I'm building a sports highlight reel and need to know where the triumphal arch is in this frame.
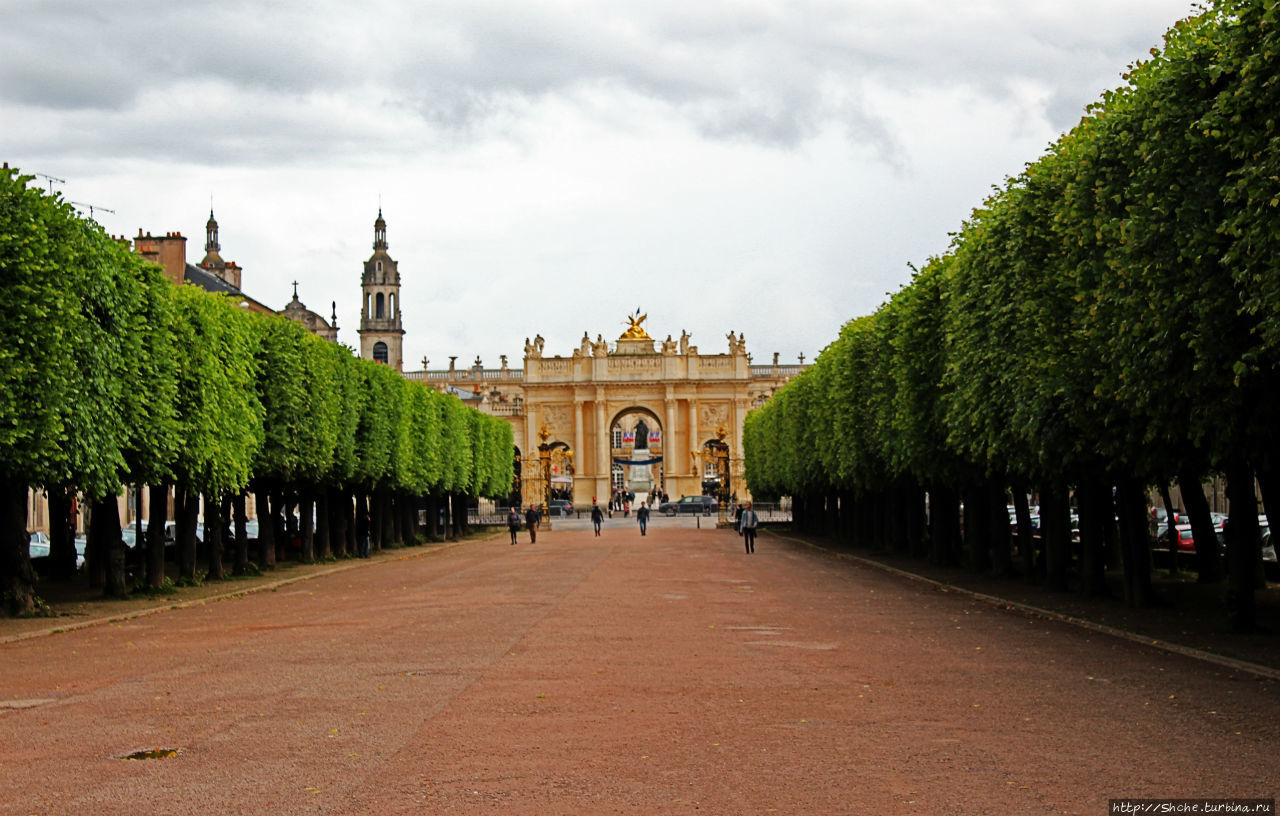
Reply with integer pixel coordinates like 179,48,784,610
406,315,805,509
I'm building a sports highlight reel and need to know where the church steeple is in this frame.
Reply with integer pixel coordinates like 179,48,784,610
205,209,220,255
359,209,404,372
373,208,387,251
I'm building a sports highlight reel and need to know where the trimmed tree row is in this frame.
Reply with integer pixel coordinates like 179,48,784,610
0,166,514,615
744,0,1280,631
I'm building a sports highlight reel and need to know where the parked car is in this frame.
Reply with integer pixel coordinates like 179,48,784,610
27,531,50,559
548,500,574,517
1157,523,1195,554
30,531,86,569
659,495,716,516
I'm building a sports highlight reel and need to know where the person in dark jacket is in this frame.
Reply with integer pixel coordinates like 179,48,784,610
591,503,604,537
506,508,520,545
525,505,540,544
636,503,650,536
738,502,759,554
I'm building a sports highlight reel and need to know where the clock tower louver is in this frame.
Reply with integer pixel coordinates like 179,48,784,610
358,209,404,371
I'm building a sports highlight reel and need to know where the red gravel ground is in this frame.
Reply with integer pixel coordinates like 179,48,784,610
2,521,1277,815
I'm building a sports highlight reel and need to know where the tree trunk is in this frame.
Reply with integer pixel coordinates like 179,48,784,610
94,495,129,599
928,484,961,566
988,484,1013,577
1076,479,1111,598
1257,468,1277,534
1224,463,1259,633
391,492,403,546
204,491,225,581
423,494,438,540
315,490,331,560
905,482,928,559
1041,483,1071,592
272,489,287,564
1012,483,1035,583
47,486,77,581
175,486,200,583
146,483,169,588
339,490,355,557
405,492,416,543
255,487,276,570
0,474,38,616
232,491,250,575
445,493,456,539
963,484,990,572
381,491,396,548
1157,482,1179,573
300,492,316,562
1115,476,1152,608
1177,469,1221,583
355,493,370,554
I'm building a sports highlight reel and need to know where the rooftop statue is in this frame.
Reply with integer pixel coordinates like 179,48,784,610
619,309,652,341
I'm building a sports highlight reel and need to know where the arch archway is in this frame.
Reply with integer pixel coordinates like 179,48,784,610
608,406,665,501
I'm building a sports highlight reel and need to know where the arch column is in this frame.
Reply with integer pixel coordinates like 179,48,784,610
573,400,585,473
595,389,608,481
733,398,748,452
526,408,537,458
688,399,700,475
664,397,677,471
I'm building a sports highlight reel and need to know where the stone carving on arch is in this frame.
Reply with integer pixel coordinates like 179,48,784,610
700,402,729,429
543,404,571,433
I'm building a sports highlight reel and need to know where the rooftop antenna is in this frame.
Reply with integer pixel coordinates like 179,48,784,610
69,201,116,221
35,173,65,193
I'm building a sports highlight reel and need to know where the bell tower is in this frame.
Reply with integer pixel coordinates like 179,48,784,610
358,209,404,371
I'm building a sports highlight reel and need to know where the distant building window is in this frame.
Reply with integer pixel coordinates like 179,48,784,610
376,260,383,274
374,342,389,364
376,292,385,319
612,428,623,449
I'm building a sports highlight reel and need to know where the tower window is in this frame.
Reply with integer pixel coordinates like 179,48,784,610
376,260,383,274
376,292,385,319
373,342,389,364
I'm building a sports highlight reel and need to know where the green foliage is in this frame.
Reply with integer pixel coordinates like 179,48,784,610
745,0,1280,500
170,287,264,496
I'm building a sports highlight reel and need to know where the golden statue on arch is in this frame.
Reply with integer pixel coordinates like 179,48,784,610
619,309,652,341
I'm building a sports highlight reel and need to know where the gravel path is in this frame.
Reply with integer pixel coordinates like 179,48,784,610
2,522,1277,814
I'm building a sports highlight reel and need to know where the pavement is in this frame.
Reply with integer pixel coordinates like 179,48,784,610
2,520,1277,814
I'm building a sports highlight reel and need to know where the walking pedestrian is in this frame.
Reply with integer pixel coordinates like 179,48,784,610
636,503,649,536
738,501,759,554
525,505,540,544
591,503,604,536
506,507,520,545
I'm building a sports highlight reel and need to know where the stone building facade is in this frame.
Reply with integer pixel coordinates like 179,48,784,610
405,316,803,507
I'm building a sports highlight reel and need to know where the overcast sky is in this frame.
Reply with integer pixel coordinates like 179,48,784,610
2,0,1196,370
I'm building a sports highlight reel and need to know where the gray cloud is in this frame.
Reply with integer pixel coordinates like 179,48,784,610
1,0,1195,165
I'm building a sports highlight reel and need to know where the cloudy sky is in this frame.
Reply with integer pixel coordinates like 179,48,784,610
2,0,1196,370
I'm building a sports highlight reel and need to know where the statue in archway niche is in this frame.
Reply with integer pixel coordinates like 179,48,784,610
635,420,649,450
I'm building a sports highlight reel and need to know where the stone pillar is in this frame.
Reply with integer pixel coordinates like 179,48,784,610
733,398,748,454
688,399,700,475
595,389,608,484
525,407,537,459
574,400,585,474
664,397,677,476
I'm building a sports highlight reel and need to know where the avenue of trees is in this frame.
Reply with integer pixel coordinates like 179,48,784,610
0,165,514,615
744,0,1280,631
